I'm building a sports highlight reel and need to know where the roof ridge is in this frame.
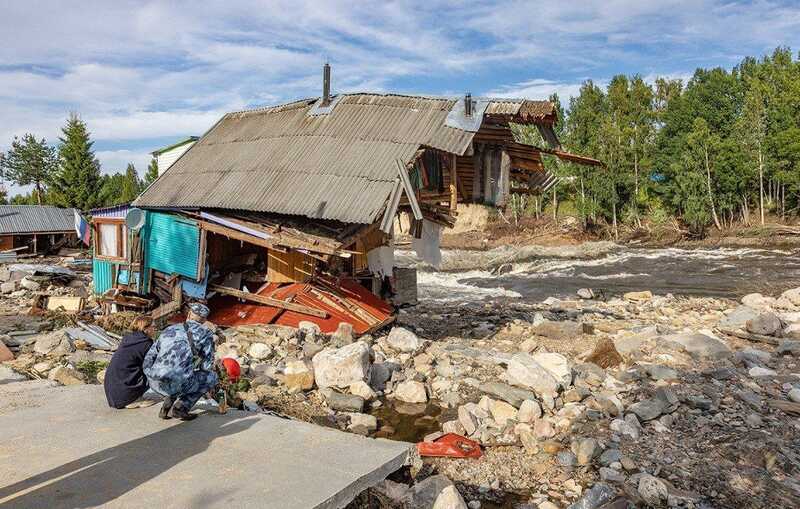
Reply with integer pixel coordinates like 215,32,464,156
223,92,553,117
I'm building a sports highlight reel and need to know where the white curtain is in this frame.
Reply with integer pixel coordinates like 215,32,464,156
99,223,118,256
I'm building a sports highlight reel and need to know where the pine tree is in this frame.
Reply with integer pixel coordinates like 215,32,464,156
120,163,142,203
51,114,102,210
143,157,158,186
0,134,58,204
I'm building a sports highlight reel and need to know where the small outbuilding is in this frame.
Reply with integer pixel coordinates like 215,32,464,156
0,205,79,254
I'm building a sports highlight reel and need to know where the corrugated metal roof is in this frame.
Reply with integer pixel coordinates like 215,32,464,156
134,93,555,224
89,204,130,219
0,206,77,234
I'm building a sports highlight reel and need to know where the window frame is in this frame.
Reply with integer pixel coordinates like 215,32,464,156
93,218,127,262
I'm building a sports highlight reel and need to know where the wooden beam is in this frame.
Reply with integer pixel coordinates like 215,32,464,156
208,284,328,318
395,159,423,220
196,217,343,257
450,153,458,211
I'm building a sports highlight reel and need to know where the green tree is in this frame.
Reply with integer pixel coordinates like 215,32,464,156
50,114,102,210
685,118,722,229
143,157,158,186
739,82,768,225
120,163,142,203
0,134,58,204
563,80,608,226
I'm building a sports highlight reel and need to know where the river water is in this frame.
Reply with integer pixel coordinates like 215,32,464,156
416,247,800,303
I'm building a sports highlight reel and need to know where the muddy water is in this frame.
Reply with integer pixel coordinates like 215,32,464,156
417,247,800,303
371,400,447,442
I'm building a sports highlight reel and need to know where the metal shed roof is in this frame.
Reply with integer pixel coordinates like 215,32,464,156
134,93,555,224
0,206,77,235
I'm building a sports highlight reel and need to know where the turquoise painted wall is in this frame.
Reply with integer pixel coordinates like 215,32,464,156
92,259,114,294
143,212,200,281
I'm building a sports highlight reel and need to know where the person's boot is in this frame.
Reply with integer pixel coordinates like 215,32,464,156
159,396,175,420
170,401,197,421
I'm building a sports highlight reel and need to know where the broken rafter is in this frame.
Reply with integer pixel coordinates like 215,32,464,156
209,284,328,318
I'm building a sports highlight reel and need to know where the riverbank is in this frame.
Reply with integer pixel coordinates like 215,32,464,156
435,209,800,252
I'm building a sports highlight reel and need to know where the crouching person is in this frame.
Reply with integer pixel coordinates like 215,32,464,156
143,303,217,421
104,315,155,409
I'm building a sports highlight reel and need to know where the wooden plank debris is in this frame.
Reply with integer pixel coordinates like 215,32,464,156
46,296,85,312
209,284,327,318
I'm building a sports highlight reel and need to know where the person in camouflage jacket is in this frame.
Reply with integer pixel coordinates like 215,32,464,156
143,303,217,420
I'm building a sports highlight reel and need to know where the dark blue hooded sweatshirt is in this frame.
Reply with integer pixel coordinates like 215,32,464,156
104,331,154,409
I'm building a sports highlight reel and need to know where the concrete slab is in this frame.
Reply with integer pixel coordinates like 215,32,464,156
0,383,412,509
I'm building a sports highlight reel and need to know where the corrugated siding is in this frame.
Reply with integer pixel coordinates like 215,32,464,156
93,259,114,294
0,206,77,234
144,212,200,280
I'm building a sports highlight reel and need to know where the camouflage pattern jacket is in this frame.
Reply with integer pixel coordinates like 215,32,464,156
143,320,215,393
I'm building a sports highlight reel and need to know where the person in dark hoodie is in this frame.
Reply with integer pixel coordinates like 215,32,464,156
104,315,156,409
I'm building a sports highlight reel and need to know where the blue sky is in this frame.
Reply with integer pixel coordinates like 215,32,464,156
2,1,800,195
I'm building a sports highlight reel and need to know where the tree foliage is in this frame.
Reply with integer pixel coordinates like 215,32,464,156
519,46,800,233
50,114,102,210
0,134,58,204
144,157,158,186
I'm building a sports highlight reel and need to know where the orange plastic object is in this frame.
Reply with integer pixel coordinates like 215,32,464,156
416,433,482,459
221,357,241,382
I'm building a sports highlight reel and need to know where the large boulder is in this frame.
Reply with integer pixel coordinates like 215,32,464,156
320,388,365,412
48,365,86,385
479,381,537,408
394,380,428,403
489,400,518,426
532,320,586,341
283,360,314,391
781,287,800,307
19,277,41,291
746,312,783,336
433,485,468,509
386,327,422,352
741,293,775,309
312,342,371,389
247,343,273,360
662,333,731,360
33,331,75,357
506,352,570,395
718,305,760,330
411,475,457,509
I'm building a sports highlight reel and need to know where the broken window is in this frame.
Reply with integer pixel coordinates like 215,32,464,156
94,220,127,261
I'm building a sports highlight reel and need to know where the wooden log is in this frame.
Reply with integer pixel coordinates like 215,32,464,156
768,399,800,416
151,301,181,320
716,327,780,345
209,284,327,318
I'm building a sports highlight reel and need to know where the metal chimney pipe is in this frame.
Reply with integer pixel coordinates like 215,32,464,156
464,93,472,116
322,63,331,106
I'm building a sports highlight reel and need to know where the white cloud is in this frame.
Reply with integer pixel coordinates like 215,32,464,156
0,0,799,165
486,78,597,101
95,150,153,178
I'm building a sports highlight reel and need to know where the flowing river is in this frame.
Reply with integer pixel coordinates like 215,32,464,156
414,246,800,303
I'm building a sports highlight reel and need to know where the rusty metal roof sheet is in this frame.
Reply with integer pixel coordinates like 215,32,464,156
135,93,554,224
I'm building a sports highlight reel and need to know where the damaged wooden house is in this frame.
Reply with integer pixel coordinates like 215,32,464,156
91,66,600,333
